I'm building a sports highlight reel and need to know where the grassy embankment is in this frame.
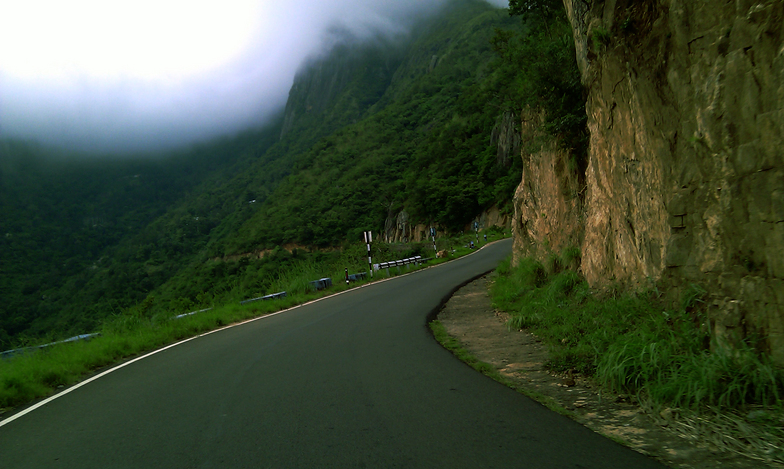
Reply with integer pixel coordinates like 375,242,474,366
0,232,505,412
481,251,784,462
490,253,783,410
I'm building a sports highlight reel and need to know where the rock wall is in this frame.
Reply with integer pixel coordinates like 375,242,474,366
384,210,415,243
550,0,784,362
384,205,511,244
511,109,584,266
477,205,512,232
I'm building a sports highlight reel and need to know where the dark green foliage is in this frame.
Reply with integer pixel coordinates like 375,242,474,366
493,1,587,172
599,325,784,410
0,127,284,346
493,255,784,411
508,0,564,28
591,27,612,51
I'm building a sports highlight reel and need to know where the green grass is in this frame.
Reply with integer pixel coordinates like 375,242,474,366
491,252,784,412
600,332,784,410
1,298,295,409
591,27,612,51
0,232,508,412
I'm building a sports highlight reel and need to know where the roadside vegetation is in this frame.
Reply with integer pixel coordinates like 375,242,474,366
491,252,784,463
0,232,506,411
492,253,784,411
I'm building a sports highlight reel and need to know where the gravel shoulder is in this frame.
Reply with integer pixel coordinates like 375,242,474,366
436,274,780,469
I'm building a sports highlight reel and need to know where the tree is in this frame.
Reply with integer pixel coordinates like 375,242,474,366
508,0,566,36
508,0,563,17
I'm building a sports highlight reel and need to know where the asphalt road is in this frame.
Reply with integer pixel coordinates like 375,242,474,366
0,239,664,468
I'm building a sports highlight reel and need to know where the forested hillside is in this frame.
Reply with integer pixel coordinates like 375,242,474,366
0,129,283,345
225,1,526,251
0,0,555,348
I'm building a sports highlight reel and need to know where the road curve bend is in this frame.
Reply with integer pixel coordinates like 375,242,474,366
0,238,663,468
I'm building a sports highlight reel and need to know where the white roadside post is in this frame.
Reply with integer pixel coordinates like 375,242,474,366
364,230,373,278
430,227,437,253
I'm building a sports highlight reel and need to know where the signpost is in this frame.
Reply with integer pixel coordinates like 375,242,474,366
430,227,436,253
363,231,373,278
474,221,479,244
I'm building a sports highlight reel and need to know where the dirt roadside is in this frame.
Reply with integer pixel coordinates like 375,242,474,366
436,274,780,469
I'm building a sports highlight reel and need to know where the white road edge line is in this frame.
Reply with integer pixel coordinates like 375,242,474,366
0,238,507,428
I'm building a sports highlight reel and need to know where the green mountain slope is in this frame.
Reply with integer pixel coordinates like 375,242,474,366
0,0,533,347
226,0,524,251
143,0,527,317
0,128,282,344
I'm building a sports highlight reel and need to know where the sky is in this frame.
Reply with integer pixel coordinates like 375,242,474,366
0,0,507,155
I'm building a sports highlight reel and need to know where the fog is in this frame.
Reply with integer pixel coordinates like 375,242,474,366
0,0,507,155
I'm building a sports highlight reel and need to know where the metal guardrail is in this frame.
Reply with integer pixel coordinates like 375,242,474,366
373,256,431,273
240,291,287,305
174,307,214,319
1,333,101,360
2,255,437,360
1,305,222,359
347,272,368,282
309,277,333,291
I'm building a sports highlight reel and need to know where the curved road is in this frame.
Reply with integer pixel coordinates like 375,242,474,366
0,239,663,468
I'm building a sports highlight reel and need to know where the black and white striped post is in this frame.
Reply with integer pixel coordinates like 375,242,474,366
363,230,373,278
430,226,436,253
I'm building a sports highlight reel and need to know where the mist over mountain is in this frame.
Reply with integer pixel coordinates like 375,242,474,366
0,0,507,154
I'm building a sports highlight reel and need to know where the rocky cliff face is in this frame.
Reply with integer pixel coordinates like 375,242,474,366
383,205,510,244
512,109,584,265
521,0,784,361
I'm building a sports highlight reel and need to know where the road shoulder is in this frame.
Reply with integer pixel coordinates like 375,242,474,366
434,274,772,469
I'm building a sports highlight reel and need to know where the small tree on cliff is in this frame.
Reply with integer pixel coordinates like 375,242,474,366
508,0,565,36
492,0,587,162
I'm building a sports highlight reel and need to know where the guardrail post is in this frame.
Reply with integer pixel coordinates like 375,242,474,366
364,231,373,278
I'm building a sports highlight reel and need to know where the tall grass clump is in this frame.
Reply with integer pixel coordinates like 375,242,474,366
599,326,784,410
492,251,784,411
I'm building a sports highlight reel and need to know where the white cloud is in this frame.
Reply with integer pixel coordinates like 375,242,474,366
0,0,506,154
